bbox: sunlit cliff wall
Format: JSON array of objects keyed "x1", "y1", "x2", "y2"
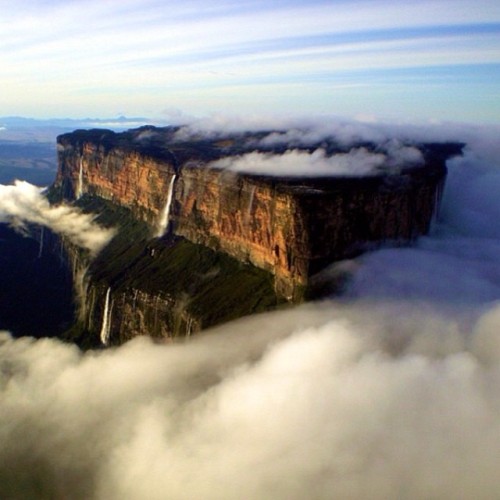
[
  {"x1": 174, "y1": 165, "x2": 445, "y2": 298},
  {"x1": 55, "y1": 132, "x2": 176, "y2": 226},
  {"x1": 54, "y1": 127, "x2": 453, "y2": 301}
]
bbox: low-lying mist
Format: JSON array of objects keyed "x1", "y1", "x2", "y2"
[
  {"x1": 1, "y1": 120, "x2": 499, "y2": 499},
  {"x1": 0, "y1": 181, "x2": 115, "y2": 255}
]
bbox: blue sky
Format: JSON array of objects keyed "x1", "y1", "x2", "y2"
[{"x1": 1, "y1": 0, "x2": 499, "y2": 123}]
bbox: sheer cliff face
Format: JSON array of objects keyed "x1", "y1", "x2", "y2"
[
  {"x1": 53, "y1": 127, "x2": 454, "y2": 299},
  {"x1": 56, "y1": 137, "x2": 176, "y2": 225},
  {"x1": 174, "y1": 167, "x2": 308, "y2": 298},
  {"x1": 175, "y1": 167, "x2": 445, "y2": 297}
]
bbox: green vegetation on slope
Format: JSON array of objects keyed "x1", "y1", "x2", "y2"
[{"x1": 77, "y1": 195, "x2": 283, "y2": 332}]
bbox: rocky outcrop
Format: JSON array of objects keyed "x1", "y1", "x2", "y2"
[
  {"x1": 53, "y1": 127, "x2": 459, "y2": 302},
  {"x1": 54, "y1": 197, "x2": 281, "y2": 347},
  {"x1": 47, "y1": 126, "x2": 465, "y2": 346},
  {"x1": 55, "y1": 130, "x2": 177, "y2": 225},
  {"x1": 174, "y1": 166, "x2": 446, "y2": 299}
]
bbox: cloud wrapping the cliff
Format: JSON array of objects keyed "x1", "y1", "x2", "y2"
[
  {"x1": 212, "y1": 148, "x2": 388, "y2": 176},
  {"x1": 210, "y1": 144, "x2": 423, "y2": 177},
  {"x1": 339, "y1": 143, "x2": 500, "y2": 308},
  {"x1": 174, "y1": 114, "x2": 500, "y2": 160},
  {"x1": 0, "y1": 181, "x2": 115, "y2": 254},
  {"x1": 173, "y1": 114, "x2": 390, "y2": 146},
  {"x1": 253, "y1": 121, "x2": 388, "y2": 148}
]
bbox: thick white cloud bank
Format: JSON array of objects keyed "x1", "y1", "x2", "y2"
[
  {"x1": 211, "y1": 148, "x2": 385, "y2": 176},
  {"x1": 188, "y1": 116, "x2": 427, "y2": 177},
  {"x1": 1, "y1": 302, "x2": 499, "y2": 500},
  {"x1": 211, "y1": 144, "x2": 423, "y2": 177},
  {"x1": 1, "y1": 122, "x2": 500, "y2": 499},
  {"x1": 0, "y1": 181, "x2": 115, "y2": 255}
]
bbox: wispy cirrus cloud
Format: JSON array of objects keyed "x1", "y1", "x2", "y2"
[{"x1": 0, "y1": 0, "x2": 499, "y2": 120}]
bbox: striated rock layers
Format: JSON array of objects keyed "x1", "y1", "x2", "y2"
[{"x1": 51, "y1": 126, "x2": 462, "y2": 345}]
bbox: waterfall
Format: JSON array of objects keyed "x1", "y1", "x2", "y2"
[
  {"x1": 247, "y1": 185, "x2": 256, "y2": 217},
  {"x1": 100, "y1": 287, "x2": 112, "y2": 346},
  {"x1": 244, "y1": 184, "x2": 257, "y2": 227},
  {"x1": 75, "y1": 266, "x2": 89, "y2": 324},
  {"x1": 432, "y1": 177, "x2": 446, "y2": 225},
  {"x1": 88, "y1": 287, "x2": 96, "y2": 331},
  {"x1": 156, "y1": 174, "x2": 176, "y2": 237},
  {"x1": 38, "y1": 227, "x2": 44, "y2": 258},
  {"x1": 76, "y1": 157, "x2": 84, "y2": 199},
  {"x1": 186, "y1": 317, "x2": 193, "y2": 338}
]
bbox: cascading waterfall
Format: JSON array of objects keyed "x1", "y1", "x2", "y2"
[
  {"x1": 432, "y1": 177, "x2": 446, "y2": 224},
  {"x1": 38, "y1": 227, "x2": 44, "y2": 258},
  {"x1": 100, "y1": 287, "x2": 112, "y2": 345},
  {"x1": 75, "y1": 266, "x2": 89, "y2": 324},
  {"x1": 76, "y1": 157, "x2": 84, "y2": 199},
  {"x1": 247, "y1": 185, "x2": 256, "y2": 217},
  {"x1": 88, "y1": 287, "x2": 97, "y2": 331},
  {"x1": 156, "y1": 174, "x2": 176, "y2": 237},
  {"x1": 186, "y1": 317, "x2": 193, "y2": 337},
  {"x1": 244, "y1": 184, "x2": 257, "y2": 227},
  {"x1": 132, "y1": 289, "x2": 139, "y2": 310}
]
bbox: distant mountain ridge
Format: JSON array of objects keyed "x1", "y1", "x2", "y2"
[{"x1": 0, "y1": 115, "x2": 153, "y2": 130}]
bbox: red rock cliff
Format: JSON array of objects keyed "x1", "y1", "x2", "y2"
[
  {"x1": 53, "y1": 127, "x2": 459, "y2": 299},
  {"x1": 55, "y1": 130, "x2": 176, "y2": 225}
]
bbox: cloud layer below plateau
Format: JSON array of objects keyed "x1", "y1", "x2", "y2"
[
  {"x1": 1, "y1": 302, "x2": 499, "y2": 499},
  {"x1": 1, "y1": 120, "x2": 500, "y2": 499}
]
